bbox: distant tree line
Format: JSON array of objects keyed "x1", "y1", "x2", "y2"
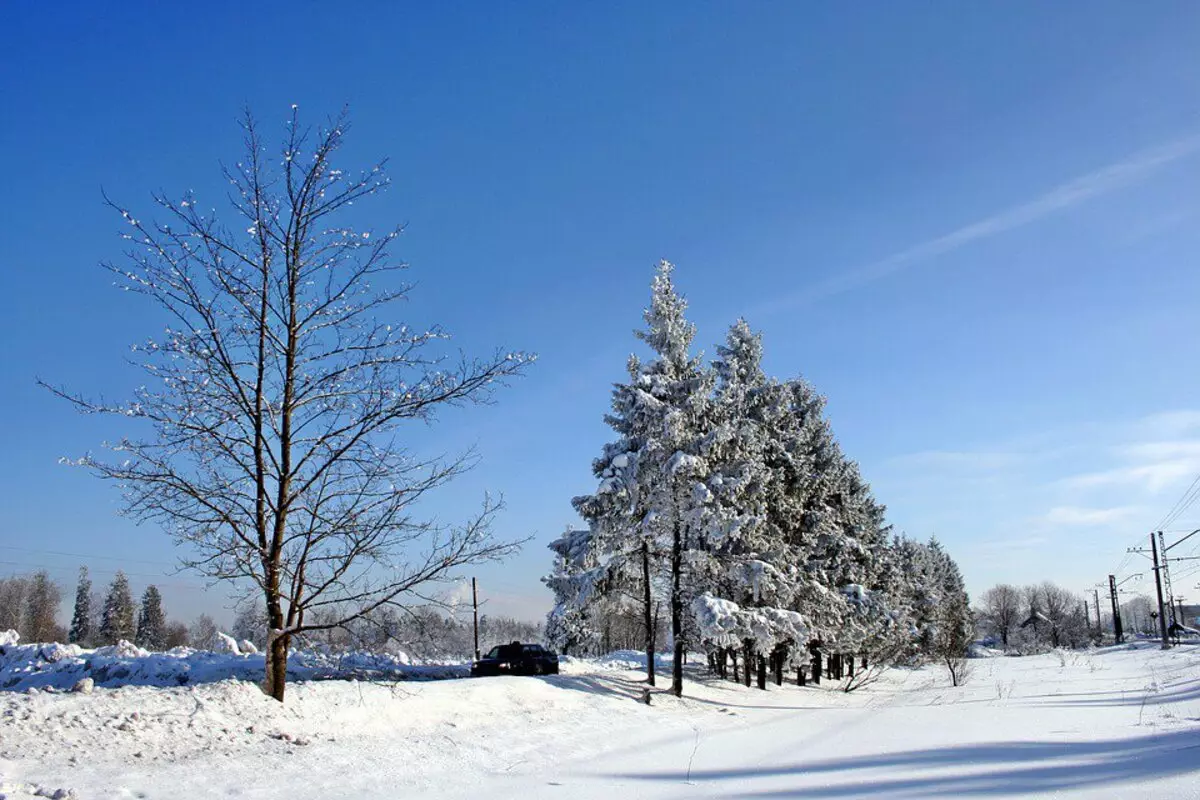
[
  {"x1": 1, "y1": 568, "x2": 541, "y2": 660},
  {"x1": 972, "y1": 581, "x2": 1159, "y2": 652},
  {"x1": 0, "y1": 568, "x2": 184, "y2": 649}
]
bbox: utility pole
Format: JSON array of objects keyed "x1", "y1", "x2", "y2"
[
  {"x1": 1151, "y1": 533, "x2": 1171, "y2": 649},
  {"x1": 1177, "y1": 597, "x2": 1187, "y2": 627},
  {"x1": 472, "y1": 577, "x2": 480, "y2": 661},
  {"x1": 1083, "y1": 600, "x2": 1091, "y2": 632},
  {"x1": 1107, "y1": 575, "x2": 1124, "y2": 644},
  {"x1": 1159, "y1": 531, "x2": 1176, "y2": 632},
  {"x1": 1093, "y1": 588, "x2": 1103, "y2": 637}
]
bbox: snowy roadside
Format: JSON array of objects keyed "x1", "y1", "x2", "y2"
[
  {"x1": 1, "y1": 643, "x2": 1198, "y2": 799},
  {"x1": 0, "y1": 631, "x2": 466, "y2": 693}
]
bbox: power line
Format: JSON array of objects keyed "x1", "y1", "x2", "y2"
[
  {"x1": 1153, "y1": 473, "x2": 1200, "y2": 532},
  {"x1": 0, "y1": 543, "x2": 177, "y2": 568},
  {"x1": 0, "y1": 559, "x2": 208, "y2": 590}
]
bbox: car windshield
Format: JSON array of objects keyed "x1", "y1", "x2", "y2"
[{"x1": 521, "y1": 645, "x2": 543, "y2": 654}]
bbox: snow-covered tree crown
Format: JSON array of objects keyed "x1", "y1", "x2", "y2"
[{"x1": 634, "y1": 260, "x2": 696, "y2": 369}]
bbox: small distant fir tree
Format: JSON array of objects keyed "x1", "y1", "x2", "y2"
[
  {"x1": 136, "y1": 585, "x2": 167, "y2": 650},
  {"x1": 100, "y1": 570, "x2": 136, "y2": 645},
  {"x1": 69, "y1": 566, "x2": 93, "y2": 645}
]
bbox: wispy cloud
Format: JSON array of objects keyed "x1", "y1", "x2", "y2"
[
  {"x1": 758, "y1": 134, "x2": 1200, "y2": 312},
  {"x1": 1062, "y1": 439, "x2": 1200, "y2": 494},
  {"x1": 1042, "y1": 505, "x2": 1140, "y2": 526},
  {"x1": 883, "y1": 449, "x2": 1022, "y2": 472}
]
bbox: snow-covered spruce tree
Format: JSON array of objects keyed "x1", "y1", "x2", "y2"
[
  {"x1": 931, "y1": 549, "x2": 973, "y2": 684},
  {"x1": 544, "y1": 527, "x2": 610, "y2": 658},
  {"x1": 691, "y1": 320, "x2": 808, "y2": 682},
  {"x1": 571, "y1": 261, "x2": 713, "y2": 696},
  {"x1": 100, "y1": 571, "x2": 136, "y2": 645},
  {"x1": 69, "y1": 567, "x2": 93, "y2": 645},
  {"x1": 45, "y1": 109, "x2": 531, "y2": 702},
  {"x1": 136, "y1": 585, "x2": 167, "y2": 650}
]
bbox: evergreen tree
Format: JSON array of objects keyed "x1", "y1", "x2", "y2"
[
  {"x1": 569, "y1": 261, "x2": 713, "y2": 695},
  {"x1": 99, "y1": 571, "x2": 136, "y2": 645},
  {"x1": 69, "y1": 567, "x2": 93, "y2": 645},
  {"x1": 136, "y1": 585, "x2": 167, "y2": 650}
]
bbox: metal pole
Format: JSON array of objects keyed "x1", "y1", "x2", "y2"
[
  {"x1": 1107, "y1": 575, "x2": 1124, "y2": 644},
  {"x1": 1093, "y1": 589, "x2": 1103, "y2": 637},
  {"x1": 472, "y1": 577, "x2": 480, "y2": 661},
  {"x1": 1152, "y1": 533, "x2": 1171, "y2": 649}
]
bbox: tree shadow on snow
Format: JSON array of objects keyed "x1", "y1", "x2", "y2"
[{"x1": 614, "y1": 728, "x2": 1200, "y2": 797}]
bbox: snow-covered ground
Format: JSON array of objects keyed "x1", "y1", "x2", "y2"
[
  {"x1": 0, "y1": 632, "x2": 465, "y2": 693},
  {"x1": 1, "y1": 642, "x2": 1198, "y2": 799}
]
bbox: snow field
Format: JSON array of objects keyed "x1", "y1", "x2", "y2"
[{"x1": 1, "y1": 642, "x2": 1198, "y2": 799}]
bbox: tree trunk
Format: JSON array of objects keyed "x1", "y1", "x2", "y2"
[
  {"x1": 743, "y1": 641, "x2": 753, "y2": 687},
  {"x1": 811, "y1": 651, "x2": 822, "y2": 685},
  {"x1": 642, "y1": 540, "x2": 656, "y2": 687},
  {"x1": 774, "y1": 648, "x2": 784, "y2": 686},
  {"x1": 847, "y1": 654, "x2": 855, "y2": 678},
  {"x1": 264, "y1": 629, "x2": 289, "y2": 702},
  {"x1": 861, "y1": 654, "x2": 868, "y2": 669},
  {"x1": 731, "y1": 650, "x2": 739, "y2": 683},
  {"x1": 670, "y1": 515, "x2": 684, "y2": 698},
  {"x1": 798, "y1": 665, "x2": 806, "y2": 686},
  {"x1": 757, "y1": 654, "x2": 767, "y2": 690}
]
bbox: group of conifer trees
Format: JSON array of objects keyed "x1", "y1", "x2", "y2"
[
  {"x1": 0, "y1": 567, "x2": 172, "y2": 649},
  {"x1": 545, "y1": 262, "x2": 971, "y2": 695}
]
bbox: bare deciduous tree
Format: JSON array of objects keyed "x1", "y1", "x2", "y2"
[
  {"x1": 24, "y1": 571, "x2": 64, "y2": 644},
  {"x1": 977, "y1": 583, "x2": 1021, "y2": 649},
  {"x1": 47, "y1": 108, "x2": 532, "y2": 701}
]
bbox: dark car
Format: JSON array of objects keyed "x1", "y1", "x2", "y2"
[{"x1": 470, "y1": 641, "x2": 560, "y2": 677}]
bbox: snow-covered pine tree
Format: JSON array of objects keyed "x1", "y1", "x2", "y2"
[
  {"x1": 930, "y1": 543, "x2": 973, "y2": 681},
  {"x1": 99, "y1": 570, "x2": 136, "y2": 645},
  {"x1": 69, "y1": 566, "x2": 92, "y2": 645},
  {"x1": 543, "y1": 527, "x2": 608, "y2": 657},
  {"x1": 136, "y1": 585, "x2": 167, "y2": 650},
  {"x1": 693, "y1": 320, "x2": 807, "y2": 680},
  {"x1": 571, "y1": 261, "x2": 713, "y2": 696}
]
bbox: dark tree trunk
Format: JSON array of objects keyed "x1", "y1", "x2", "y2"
[
  {"x1": 757, "y1": 654, "x2": 767, "y2": 690},
  {"x1": 669, "y1": 516, "x2": 684, "y2": 698},
  {"x1": 774, "y1": 648, "x2": 784, "y2": 686},
  {"x1": 811, "y1": 651, "x2": 822, "y2": 686},
  {"x1": 847, "y1": 654, "x2": 855, "y2": 678},
  {"x1": 743, "y1": 641, "x2": 753, "y2": 687},
  {"x1": 731, "y1": 650, "x2": 740, "y2": 683},
  {"x1": 642, "y1": 540, "x2": 655, "y2": 687},
  {"x1": 861, "y1": 654, "x2": 868, "y2": 669},
  {"x1": 264, "y1": 629, "x2": 289, "y2": 702},
  {"x1": 798, "y1": 665, "x2": 806, "y2": 686}
]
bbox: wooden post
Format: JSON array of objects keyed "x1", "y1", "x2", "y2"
[{"x1": 472, "y1": 577, "x2": 480, "y2": 661}]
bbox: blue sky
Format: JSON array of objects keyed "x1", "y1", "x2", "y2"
[{"x1": 3, "y1": 2, "x2": 1200, "y2": 625}]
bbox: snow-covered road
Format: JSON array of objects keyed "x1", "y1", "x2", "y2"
[{"x1": 2, "y1": 643, "x2": 1198, "y2": 799}]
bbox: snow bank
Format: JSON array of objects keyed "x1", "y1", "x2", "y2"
[{"x1": 0, "y1": 630, "x2": 467, "y2": 692}]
